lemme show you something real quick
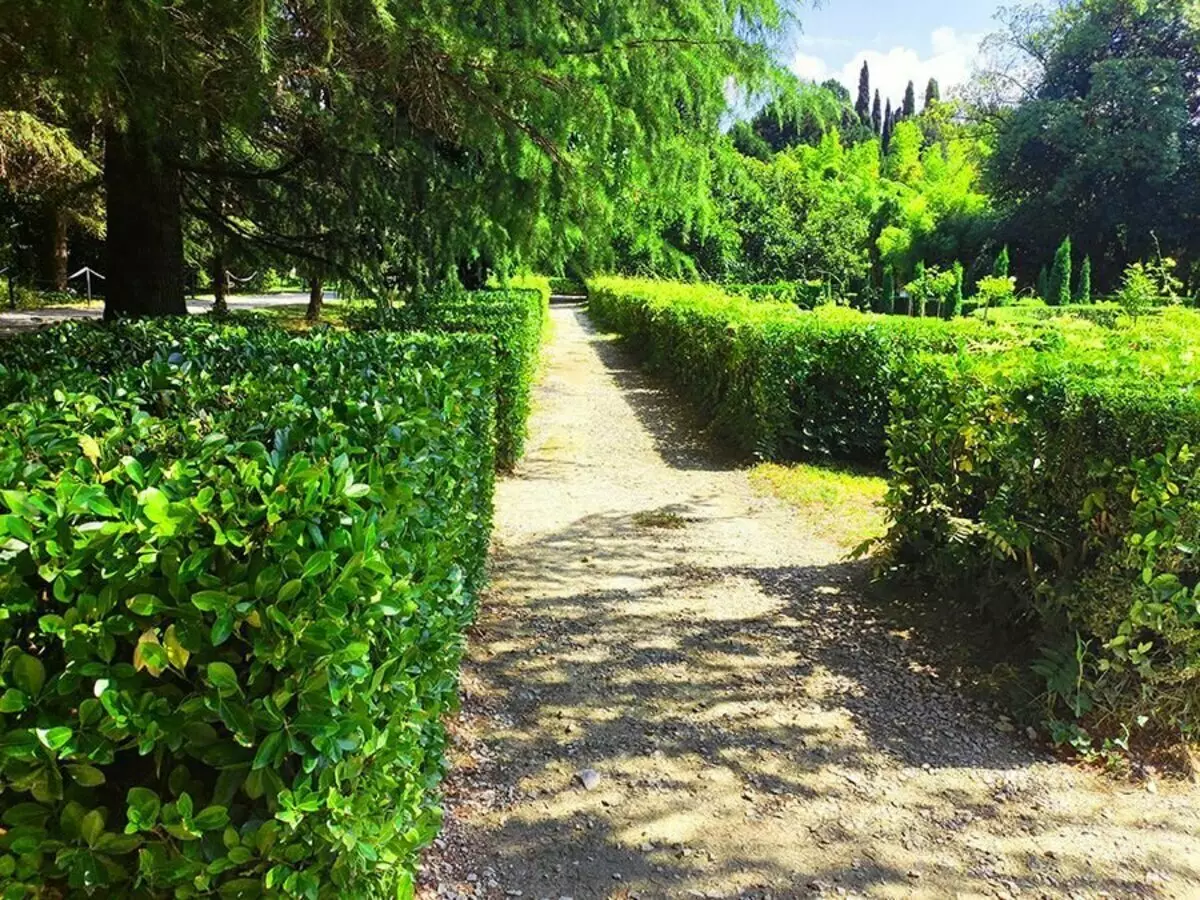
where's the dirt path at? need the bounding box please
[418,301,1200,900]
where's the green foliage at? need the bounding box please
[972,275,1017,313]
[981,0,1200,291]
[725,281,826,309]
[1117,262,1161,323]
[587,276,1004,462]
[1048,237,1072,306]
[879,311,1200,742]
[881,267,896,315]
[1075,255,1092,304]
[992,245,1010,278]
[1037,265,1049,302]
[904,263,956,318]
[0,320,499,894]
[946,262,964,319]
[348,288,544,470]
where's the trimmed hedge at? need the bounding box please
[724,280,826,309]
[589,276,1200,744]
[884,345,1200,742]
[587,277,1012,462]
[347,288,545,470]
[0,322,497,895]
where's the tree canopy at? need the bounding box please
[0,0,792,315]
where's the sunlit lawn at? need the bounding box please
[748,461,887,551]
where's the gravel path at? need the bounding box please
[0,293,324,334]
[418,301,1200,900]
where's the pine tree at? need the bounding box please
[945,262,963,318]
[855,61,872,125]
[882,99,894,152]
[992,245,1010,278]
[871,90,882,135]
[882,266,895,314]
[1075,254,1092,303]
[902,80,916,117]
[1037,265,1050,302]
[1048,236,1071,305]
[924,78,940,110]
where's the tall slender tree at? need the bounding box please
[1075,255,1092,303]
[871,90,882,135]
[993,245,1010,278]
[902,80,917,117]
[855,61,872,125]
[924,77,941,109]
[1048,236,1072,305]
[881,99,894,152]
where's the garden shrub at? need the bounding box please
[882,342,1200,743]
[347,288,544,470]
[587,276,1011,462]
[0,322,497,896]
[724,280,825,309]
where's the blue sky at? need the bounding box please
[783,0,1003,110]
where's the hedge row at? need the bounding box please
[347,287,545,470]
[589,277,1200,742]
[587,277,1014,462]
[884,342,1200,742]
[0,321,497,895]
[723,280,825,309]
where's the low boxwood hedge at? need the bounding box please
[0,322,497,895]
[587,276,1013,462]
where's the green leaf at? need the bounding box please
[192,590,233,612]
[301,550,335,579]
[278,579,303,603]
[35,726,72,751]
[11,653,45,697]
[2,803,50,828]
[0,689,28,713]
[126,787,161,831]
[193,805,230,831]
[207,662,240,696]
[126,593,163,616]
[138,486,171,523]
[67,764,106,787]
[80,809,105,846]
[252,730,285,770]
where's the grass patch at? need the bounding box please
[749,462,886,550]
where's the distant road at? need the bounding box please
[0,293,327,335]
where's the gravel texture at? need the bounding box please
[417,301,1200,900]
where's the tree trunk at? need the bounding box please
[104,124,186,319]
[306,275,323,322]
[211,248,228,314]
[42,205,69,292]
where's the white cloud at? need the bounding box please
[788,28,984,110]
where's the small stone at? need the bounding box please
[907,870,922,880]
[577,768,601,791]
[1145,779,1158,794]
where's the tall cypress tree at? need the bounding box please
[882,266,895,314]
[1037,265,1050,302]
[882,99,894,152]
[945,262,963,318]
[924,77,940,110]
[992,245,1010,278]
[902,80,916,117]
[855,61,872,125]
[1075,255,1092,303]
[871,90,882,135]
[1048,236,1072,305]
